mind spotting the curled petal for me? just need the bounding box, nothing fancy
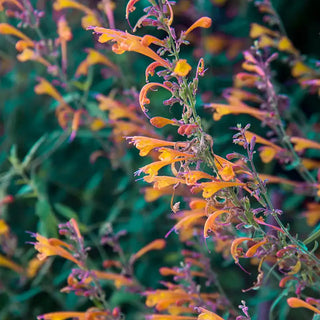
[203,210,229,238]
[139,83,173,115]
[279,275,298,288]
[141,34,165,47]
[245,239,267,257]
[231,237,252,264]
[145,61,164,82]
[126,0,140,19]
[185,17,212,35]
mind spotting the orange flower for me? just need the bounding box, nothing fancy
[0,254,24,274]
[33,234,83,267]
[144,175,185,189]
[53,0,101,29]
[93,270,135,288]
[197,307,224,320]
[57,16,72,71]
[278,36,299,56]
[128,136,187,156]
[158,148,194,161]
[200,181,245,198]
[279,276,298,288]
[16,48,52,67]
[209,103,267,121]
[166,211,207,238]
[146,315,196,320]
[34,77,66,105]
[0,219,9,235]
[184,171,215,185]
[150,116,176,128]
[249,23,278,39]
[184,17,212,35]
[287,297,320,314]
[174,59,192,77]
[291,136,320,152]
[0,23,34,50]
[92,27,169,68]
[37,310,111,320]
[137,158,186,178]
[245,239,267,257]
[291,61,313,78]
[26,257,45,278]
[303,203,320,227]
[203,210,229,238]
[75,48,118,77]
[139,82,173,115]
[230,237,252,264]
[146,288,194,311]
[244,131,283,163]
[234,72,260,87]
[131,239,166,263]
[126,0,140,19]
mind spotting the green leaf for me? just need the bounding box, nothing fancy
[36,199,58,237]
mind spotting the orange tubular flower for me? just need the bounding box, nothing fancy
[197,308,224,320]
[203,210,229,238]
[37,310,111,320]
[137,158,186,178]
[57,16,72,72]
[53,0,100,29]
[245,239,267,257]
[34,77,67,105]
[290,136,320,152]
[146,289,194,311]
[0,254,24,274]
[139,82,173,115]
[209,102,268,121]
[75,48,118,77]
[249,23,278,39]
[146,315,196,320]
[0,23,34,50]
[144,176,185,189]
[184,17,212,35]
[93,270,135,288]
[184,171,215,186]
[287,297,320,314]
[126,0,140,20]
[166,210,206,238]
[128,136,187,156]
[200,181,246,198]
[150,117,176,128]
[158,148,194,161]
[230,237,252,264]
[92,27,170,68]
[33,234,83,267]
[131,239,166,263]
